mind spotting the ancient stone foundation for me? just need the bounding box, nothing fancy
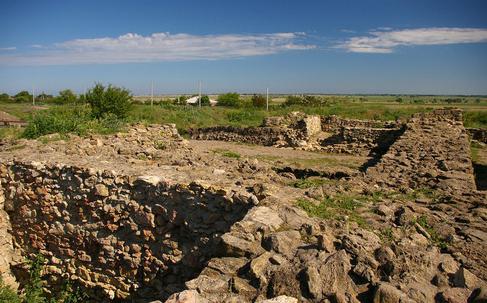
[0,161,255,300]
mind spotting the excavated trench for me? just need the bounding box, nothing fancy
[0,161,255,302]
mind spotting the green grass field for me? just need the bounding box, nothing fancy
[1,95,486,139]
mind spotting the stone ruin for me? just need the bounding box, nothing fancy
[190,112,405,156]
[0,109,486,303]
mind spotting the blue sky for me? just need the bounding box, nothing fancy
[1,0,487,95]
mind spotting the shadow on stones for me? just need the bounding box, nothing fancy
[473,163,487,190]
[359,126,406,172]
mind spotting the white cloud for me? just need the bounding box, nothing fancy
[0,32,314,65]
[338,27,487,53]
[0,47,16,51]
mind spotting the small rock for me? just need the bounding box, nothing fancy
[376,205,394,217]
[164,290,209,303]
[395,206,414,226]
[258,295,298,303]
[317,234,334,252]
[437,288,471,303]
[94,184,109,197]
[303,265,322,300]
[453,267,482,289]
[469,287,487,303]
[263,230,302,258]
[373,283,414,303]
[221,233,264,258]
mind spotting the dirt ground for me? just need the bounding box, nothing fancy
[189,140,368,171]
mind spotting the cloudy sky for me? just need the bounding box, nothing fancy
[1,0,487,95]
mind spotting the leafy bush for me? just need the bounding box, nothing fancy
[217,93,241,107]
[0,93,10,102]
[22,106,91,139]
[86,83,132,119]
[251,94,266,108]
[0,277,22,303]
[200,95,210,106]
[14,91,32,103]
[22,106,124,139]
[55,89,77,104]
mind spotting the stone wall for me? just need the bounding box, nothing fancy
[189,126,305,147]
[366,109,476,193]
[318,127,404,155]
[0,161,256,301]
[321,115,399,132]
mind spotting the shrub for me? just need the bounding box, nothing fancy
[0,93,10,102]
[173,95,188,105]
[200,95,210,106]
[86,83,132,119]
[217,93,241,107]
[22,106,91,139]
[251,94,266,108]
[14,91,32,103]
[56,89,77,104]
[0,277,21,303]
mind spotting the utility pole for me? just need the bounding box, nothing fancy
[151,81,154,107]
[32,86,35,106]
[266,88,269,111]
[198,81,202,108]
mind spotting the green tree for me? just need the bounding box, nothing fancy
[57,89,77,104]
[0,93,9,102]
[85,83,132,119]
[36,93,53,102]
[251,94,266,108]
[200,95,210,106]
[14,91,32,103]
[217,93,241,107]
[173,95,188,105]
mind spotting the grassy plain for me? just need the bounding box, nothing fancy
[1,95,486,139]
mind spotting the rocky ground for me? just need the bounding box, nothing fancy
[0,109,486,303]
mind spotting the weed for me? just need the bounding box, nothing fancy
[296,194,368,227]
[154,141,167,150]
[291,177,334,189]
[414,215,449,250]
[380,227,394,243]
[213,149,241,159]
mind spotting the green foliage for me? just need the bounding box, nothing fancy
[22,106,90,139]
[380,227,394,243]
[291,177,333,189]
[0,93,10,102]
[173,95,188,105]
[200,95,210,106]
[251,94,266,108]
[154,140,167,150]
[213,149,241,159]
[36,93,54,103]
[0,277,22,303]
[23,255,45,303]
[414,215,448,249]
[463,111,487,128]
[226,110,254,123]
[56,89,77,104]
[86,83,132,119]
[14,91,32,103]
[217,93,241,107]
[296,194,367,227]
[22,106,124,139]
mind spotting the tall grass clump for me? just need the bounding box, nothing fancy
[22,106,91,139]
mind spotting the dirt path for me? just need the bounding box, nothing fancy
[189,140,369,171]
